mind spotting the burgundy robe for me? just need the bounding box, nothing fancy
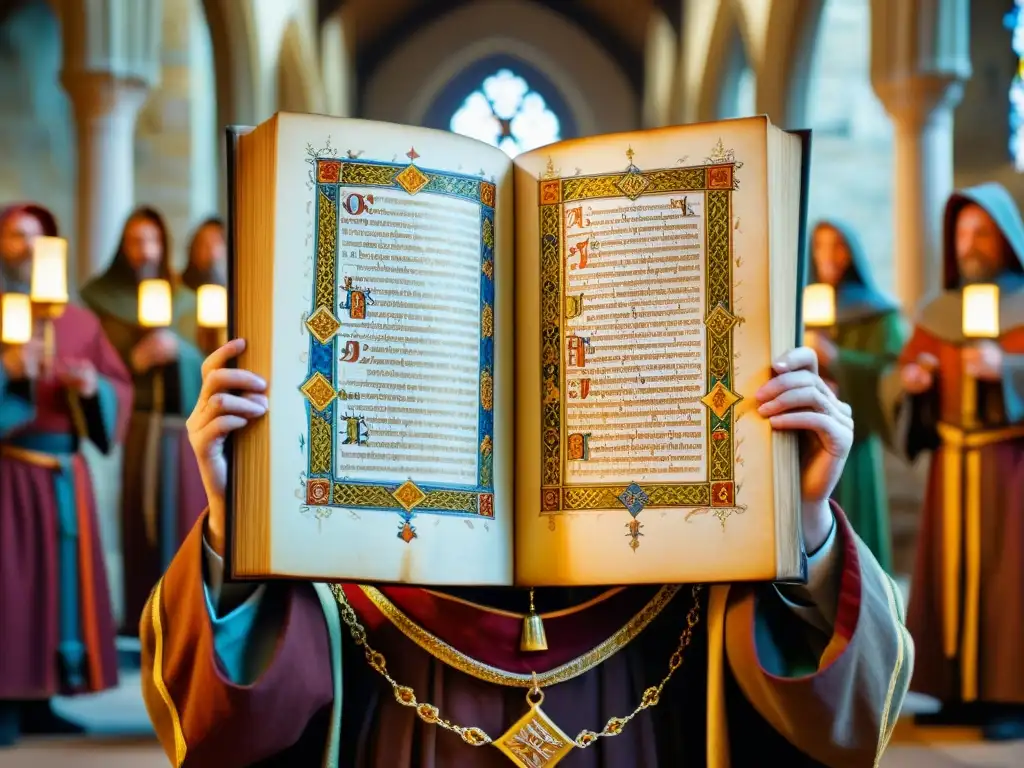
[0,303,133,698]
[140,505,911,767]
[884,183,1024,704]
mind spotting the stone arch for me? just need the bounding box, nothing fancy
[0,1,74,232]
[200,0,261,126]
[758,0,827,126]
[803,0,894,287]
[697,1,756,122]
[276,18,323,114]
[361,0,639,138]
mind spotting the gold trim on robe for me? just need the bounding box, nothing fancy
[936,421,1024,701]
[348,585,681,688]
[148,579,189,766]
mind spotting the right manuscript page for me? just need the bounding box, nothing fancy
[513,116,778,586]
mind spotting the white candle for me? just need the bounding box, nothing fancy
[803,283,836,328]
[30,236,69,304]
[138,279,173,328]
[196,284,228,328]
[962,283,1000,339]
[1,293,32,345]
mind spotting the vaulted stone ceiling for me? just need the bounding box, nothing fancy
[321,0,680,92]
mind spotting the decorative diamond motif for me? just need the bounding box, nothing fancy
[701,381,741,419]
[305,306,341,344]
[615,170,650,201]
[394,164,430,195]
[300,372,337,412]
[392,480,427,512]
[617,482,649,518]
[494,706,575,768]
[704,304,739,337]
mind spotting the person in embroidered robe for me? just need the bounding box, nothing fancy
[0,204,132,747]
[881,182,1024,740]
[140,338,912,767]
[805,220,905,573]
[79,207,206,635]
[181,217,226,292]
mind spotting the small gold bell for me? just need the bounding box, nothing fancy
[520,588,548,652]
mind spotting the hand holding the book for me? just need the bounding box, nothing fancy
[755,346,854,553]
[187,338,268,555]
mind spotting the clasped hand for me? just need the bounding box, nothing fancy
[0,341,97,396]
[190,341,852,556]
[962,340,1003,382]
[131,329,180,372]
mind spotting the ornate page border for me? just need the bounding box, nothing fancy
[299,153,497,542]
[537,144,743,545]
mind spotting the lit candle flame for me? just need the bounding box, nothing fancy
[138,279,173,328]
[962,283,1000,339]
[1,293,33,345]
[30,236,69,304]
[196,284,228,329]
[803,283,836,328]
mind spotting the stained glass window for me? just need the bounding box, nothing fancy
[1006,1,1024,171]
[450,68,562,158]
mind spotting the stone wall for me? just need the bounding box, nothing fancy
[0,2,74,240]
[134,0,217,273]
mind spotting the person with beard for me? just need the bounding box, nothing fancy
[0,204,132,746]
[80,207,207,634]
[181,217,227,292]
[139,340,911,767]
[882,183,1024,739]
[805,221,906,573]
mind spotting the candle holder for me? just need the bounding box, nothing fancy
[803,282,838,344]
[961,283,1000,430]
[30,236,70,379]
[138,278,174,415]
[196,283,228,355]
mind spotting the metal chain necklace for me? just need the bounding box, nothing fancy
[330,584,703,768]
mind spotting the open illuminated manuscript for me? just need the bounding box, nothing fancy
[228,113,806,587]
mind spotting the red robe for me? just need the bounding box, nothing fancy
[140,506,910,766]
[884,183,1024,704]
[0,303,133,697]
[894,321,1024,703]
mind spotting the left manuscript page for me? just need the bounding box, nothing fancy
[266,114,514,585]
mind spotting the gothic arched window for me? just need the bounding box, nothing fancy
[423,55,574,158]
[1006,2,1024,170]
[451,68,561,157]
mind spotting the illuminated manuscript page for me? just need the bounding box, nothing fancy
[268,115,514,585]
[513,117,777,586]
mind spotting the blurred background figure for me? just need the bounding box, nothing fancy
[80,207,206,636]
[0,203,132,746]
[805,220,905,573]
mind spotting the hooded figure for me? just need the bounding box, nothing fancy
[882,183,1024,738]
[181,216,227,292]
[806,221,905,572]
[79,207,207,635]
[0,204,133,746]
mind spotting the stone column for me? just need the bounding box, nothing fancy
[54,0,163,287]
[870,0,971,310]
[62,75,149,286]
